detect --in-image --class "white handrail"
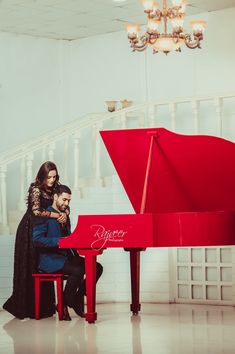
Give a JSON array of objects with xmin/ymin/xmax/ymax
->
[
  {"xmin": 1, "ymin": 92, "xmax": 235, "ymax": 166},
  {"xmin": 0, "ymin": 106, "xmax": 143, "ymax": 165}
]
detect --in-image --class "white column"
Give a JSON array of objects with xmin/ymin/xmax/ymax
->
[
  {"xmin": 18, "ymin": 157, "xmax": 26, "ymax": 211},
  {"xmin": 214, "ymin": 97, "xmax": 223, "ymax": 137},
  {"xmin": 73, "ymin": 131, "xmax": 81, "ymax": 193},
  {"xmin": 48, "ymin": 142, "xmax": 56, "ymax": 161},
  {"xmin": 191, "ymin": 99, "xmax": 200, "ymax": 134},
  {"xmin": 92, "ymin": 122, "xmax": 103, "ymax": 186},
  {"xmin": 169, "ymin": 102, "xmax": 177, "ymax": 131},
  {"xmin": 26, "ymin": 153, "xmax": 34, "ymax": 187},
  {"xmin": 0, "ymin": 165, "xmax": 9, "ymax": 234}
]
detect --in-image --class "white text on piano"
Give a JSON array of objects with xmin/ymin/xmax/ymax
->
[{"xmin": 90, "ymin": 224, "xmax": 128, "ymax": 249}]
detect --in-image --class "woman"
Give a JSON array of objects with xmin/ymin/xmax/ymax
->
[{"xmin": 3, "ymin": 161, "xmax": 68, "ymax": 319}]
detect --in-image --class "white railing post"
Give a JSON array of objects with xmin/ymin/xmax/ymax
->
[
  {"xmin": 0, "ymin": 165, "xmax": 9, "ymax": 234},
  {"xmin": 192, "ymin": 99, "xmax": 200, "ymax": 134},
  {"xmin": 214, "ymin": 97, "xmax": 223, "ymax": 137},
  {"xmin": 169, "ymin": 102, "xmax": 177, "ymax": 131},
  {"xmin": 26, "ymin": 153, "xmax": 34, "ymax": 187},
  {"xmin": 139, "ymin": 110, "xmax": 146, "ymax": 127},
  {"xmin": 120, "ymin": 112, "xmax": 126, "ymax": 129},
  {"xmin": 73, "ymin": 131, "xmax": 81, "ymax": 194},
  {"xmin": 48, "ymin": 142, "xmax": 56, "ymax": 161},
  {"xmin": 18, "ymin": 157, "xmax": 26, "ymax": 211},
  {"xmin": 92, "ymin": 122, "xmax": 103, "ymax": 186}
]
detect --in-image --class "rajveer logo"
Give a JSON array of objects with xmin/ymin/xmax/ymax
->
[{"xmin": 90, "ymin": 224, "xmax": 127, "ymax": 250}]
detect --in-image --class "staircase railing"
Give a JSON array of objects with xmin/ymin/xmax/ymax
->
[{"xmin": 1, "ymin": 93, "xmax": 235, "ymax": 234}]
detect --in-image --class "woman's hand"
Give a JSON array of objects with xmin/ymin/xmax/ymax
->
[{"xmin": 57, "ymin": 212, "xmax": 67, "ymax": 224}]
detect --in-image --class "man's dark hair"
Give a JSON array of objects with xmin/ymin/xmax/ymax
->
[{"xmin": 54, "ymin": 184, "xmax": 71, "ymax": 196}]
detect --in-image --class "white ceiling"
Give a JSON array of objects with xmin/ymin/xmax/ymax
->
[{"xmin": 0, "ymin": 0, "xmax": 234, "ymax": 41}]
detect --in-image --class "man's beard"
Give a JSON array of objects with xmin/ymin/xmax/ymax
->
[{"xmin": 56, "ymin": 202, "xmax": 66, "ymax": 212}]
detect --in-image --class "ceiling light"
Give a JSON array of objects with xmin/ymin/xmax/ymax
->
[{"xmin": 126, "ymin": 0, "xmax": 206, "ymax": 54}]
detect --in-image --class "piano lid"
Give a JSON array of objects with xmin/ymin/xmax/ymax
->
[{"xmin": 100, "ymin": 128, "xmax": 235, "ymax": 214}]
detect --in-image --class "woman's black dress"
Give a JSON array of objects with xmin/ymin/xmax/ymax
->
[{"xmin": 3, "ymin": 184, "xmax": 56, "ymax": 319}]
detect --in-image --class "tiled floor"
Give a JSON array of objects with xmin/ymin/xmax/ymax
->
[{"xmin": 1, "ymin": 303, "xmax": 235, "ymax": 354}]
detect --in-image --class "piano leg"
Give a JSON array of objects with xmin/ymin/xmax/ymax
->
[
  {"xmin": 78, "ymin": 249, "xmax": 103, "ymax": 323},
  {"xmin": 125, "ymin": 248, "xmax": 144, "ymax": 315}
]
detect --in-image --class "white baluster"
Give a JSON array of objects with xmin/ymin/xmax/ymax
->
[
  {"xmin": 26, "ymin": 153, "xmax": 34, "ymax": 187},
  {"xmin": 92, "ymin": 122, "xmax": 103, "ymax": 186},
  {"xmin": 18, "ymin": 157, "xmax": 26, "ymax": 211},
  {"xmin": 169, "ymin": 103, "xmax": 177, "ymax": 131},
  {"xmin": 48, "ymin": 142, "xmax": 55, "ymax": 161},
  {"xmin": 0, "ymin": 165, "xmax": 9, "ymax": 234},
  {"xmin": 148, "ymin": 104, "xmax": 155, "ymax": 127},
  {"xmin": 73, "ymin": 131, "xmax": 81, "ymax": 194},
  {"xmin": 139, "ymin": 111, "xmax": 145, "ymax": 127},
  {"xmin": 120, "ymin": 113, "xmax": 126, "ymax": 129},
  {"xmin": 191, "ymin": 99, "xmax": 200, "ymax": 134},
  {"xmin": 214, "ymin": 97, "xmax": 223, "ymax": 137}
]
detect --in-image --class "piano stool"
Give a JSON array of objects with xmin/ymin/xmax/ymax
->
[{"xmin": 32, "ymin": 273, "xmax": 66, "ymax": 321}]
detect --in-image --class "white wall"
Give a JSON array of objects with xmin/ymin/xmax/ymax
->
[
  {"xmin": 0, "ymin": 33, "xmax": 70, "ymax": 152},
  {"xmin": 2, "ymin": 7, "xmax": 235, "ymax": 150},
  {"xmin": 67, "ymin": 30, "xmax": 147, "ymax": 119},
  {"xmin": 146, "ymin": 9, "xmax": 235, "ymax": 101},
  {"xmin": 66, "ymin": 8, "xmax": 235, "ymax": 121}
]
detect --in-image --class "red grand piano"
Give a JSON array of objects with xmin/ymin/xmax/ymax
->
[{"xmin": 59, "ymin": 128, "xmax": 235, "ymax": 323}]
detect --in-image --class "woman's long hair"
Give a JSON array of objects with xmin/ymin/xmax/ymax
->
[{"xmin": 34, "ymin": 161, "xmax": 59, "ymax": 190}]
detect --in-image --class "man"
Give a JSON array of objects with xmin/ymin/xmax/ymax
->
[{"xmin": 32, "ymin": 184, "xmax": 103, "ymax": 320}]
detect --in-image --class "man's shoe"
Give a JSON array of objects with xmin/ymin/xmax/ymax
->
[
  {"xmin": 72, "ymin": 303, "xmax": 85, "ymax": 318},
  {"xmin": 62, "ymin": 306, "xmax": 72, "ymax": 321},
  {"xmin": 56, "ymin": 305, "xmax": 71, "ymax": 321}
]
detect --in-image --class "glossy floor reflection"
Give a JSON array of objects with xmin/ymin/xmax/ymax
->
[{"xmin": 1, "ymin": 303, "xmax": 235, "ymax": 354}]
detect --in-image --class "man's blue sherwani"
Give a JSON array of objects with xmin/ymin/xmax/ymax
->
[{"xmin": 32, "ymin": 206, "xmax": 70, "ymax": 273}]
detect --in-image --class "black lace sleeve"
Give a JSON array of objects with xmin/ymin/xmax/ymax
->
[{"xmin": 29, "ymin": 186, "xmax": 51, "ymax": 217}]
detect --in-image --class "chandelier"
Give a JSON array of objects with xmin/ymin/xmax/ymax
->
[{"xmin": 126, "ymin": 0, "xmax": 206, "ymax": 54}]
